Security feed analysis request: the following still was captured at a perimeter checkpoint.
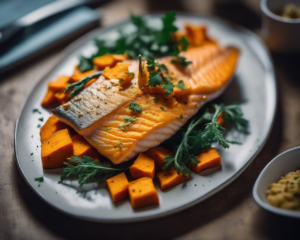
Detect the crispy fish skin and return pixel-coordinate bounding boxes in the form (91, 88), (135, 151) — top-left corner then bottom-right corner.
(53, 43), (240, 164)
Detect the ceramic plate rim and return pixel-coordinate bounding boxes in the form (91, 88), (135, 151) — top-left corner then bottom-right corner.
(15, 12), (277, 223)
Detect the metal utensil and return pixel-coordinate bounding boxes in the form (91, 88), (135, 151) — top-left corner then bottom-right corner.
(0, 0), (102, 49)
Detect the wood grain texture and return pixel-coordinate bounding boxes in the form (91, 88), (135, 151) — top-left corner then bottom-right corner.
(1, 0), (300, 239)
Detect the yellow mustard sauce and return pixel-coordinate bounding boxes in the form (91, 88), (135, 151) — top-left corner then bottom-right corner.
(266, 170), (300, 210)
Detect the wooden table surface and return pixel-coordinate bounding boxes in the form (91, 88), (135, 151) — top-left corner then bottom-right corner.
(1, 0), (300, 239)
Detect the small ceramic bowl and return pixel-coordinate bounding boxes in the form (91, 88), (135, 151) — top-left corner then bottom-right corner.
(261, 0), (300, 53)
(253, 146), (300, 218)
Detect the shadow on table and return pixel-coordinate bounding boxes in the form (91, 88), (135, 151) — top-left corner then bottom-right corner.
(13, 93), (288, 240)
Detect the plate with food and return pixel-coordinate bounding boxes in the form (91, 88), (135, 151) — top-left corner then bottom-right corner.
(15, 12), (276, 222)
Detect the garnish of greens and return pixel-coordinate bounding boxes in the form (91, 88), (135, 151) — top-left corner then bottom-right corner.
(129, 102), (142, 113)
(34, 177), (44, 183)
(146, 58), (186, 94)
(77, 11), (191, 73)
(65, 71), (103, 97)
(60, 155), (128, 187)
(118, 115), (136, 131)
(162, 103), (248, 177)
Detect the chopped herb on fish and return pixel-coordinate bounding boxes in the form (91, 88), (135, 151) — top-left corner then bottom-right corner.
(105, 127), (111, 131)
(119, 115), (136, 131)
(160, 106), (165, 111)
(153, 98), (158, 103)
(175, 80), (186, 90)
(127, 72), (135, 77)
(119, 141), (124, 148)
(108, 85), (112, 89)
(129, 102), (143, 113)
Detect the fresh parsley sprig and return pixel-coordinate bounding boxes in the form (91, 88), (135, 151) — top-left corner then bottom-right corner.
(60, 155), (128, 186)
(162, 103), (248, 177)
(65, 71), (103, 98)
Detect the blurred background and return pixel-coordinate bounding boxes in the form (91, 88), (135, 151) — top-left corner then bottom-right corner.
(0, 0), (263, 75)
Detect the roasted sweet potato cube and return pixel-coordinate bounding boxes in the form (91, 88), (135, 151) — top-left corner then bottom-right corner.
(54, 91), (71, 105)
(70, 66), (96, 83)
(93, 54), (116, 70)
(112, 54), (127, 62)
(72, 134), (101, 160)
(185, 25), (207, 46)
(145, 146), (173, 171)
(102, 62), (134, 88)
(189, 148), (221, 173)
(156, 168), (190, 190)
(130, 153), (155, 179)
(40, 115), (69, 143)
(128, 177), (159, 209)
(41, 87), (59, 108)
(216, 113), (225, 126)
(41, 129), (73, 168)
(48, 75), (70, 92)
(106, 172), (129, 203)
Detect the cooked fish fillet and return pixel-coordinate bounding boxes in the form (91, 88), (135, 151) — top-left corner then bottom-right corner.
(53, 42), (239, 164)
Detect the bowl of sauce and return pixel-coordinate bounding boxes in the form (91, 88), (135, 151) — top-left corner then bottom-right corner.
(253, 146), (300, 218)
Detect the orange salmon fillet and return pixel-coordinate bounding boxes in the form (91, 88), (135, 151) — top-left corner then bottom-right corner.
(52, 42), (239, 164)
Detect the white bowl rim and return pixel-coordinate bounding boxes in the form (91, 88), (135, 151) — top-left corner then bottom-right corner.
(261, 0), (300, 24)
(253, 146), (300, 218)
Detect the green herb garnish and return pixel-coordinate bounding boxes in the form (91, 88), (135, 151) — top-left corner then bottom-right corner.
(179, 36), (190, 51)
(30, 153), (33, 156)
(38, 117), (44, 122)
(78, 55), (94, 72)
(129, 102), (143, 113)
(160, 106), (165, 111)
(119, 141), (124, 148)
(162, 103), (248, 177)
(119, 115), (136, 131)
(153, 98), (158, 103)
(175, 80), (186, 90)
(60, 155), (128, 186)
(34, 177), (44, 183)
(105, 127), (111, 131)
(32, 109), (41, 114)
(65, 71), (103, 98)
(127, 72), (135, 77)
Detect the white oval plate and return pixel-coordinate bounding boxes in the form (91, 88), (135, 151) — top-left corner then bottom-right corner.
(15, 13), (276, 223)
(253, 146), (300, 218)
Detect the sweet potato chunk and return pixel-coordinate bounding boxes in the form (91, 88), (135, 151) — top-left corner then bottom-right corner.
(128, 177), (159, 209)
(130, 153), (155, 179)
(72, 134), (101, 160)
(70, 66), (96, 83)
(54, 91), (71, 105)
(156, 168), (190, 190)
(216, 113), (225, 126)
(41, 129), (73, 168)
(106, 172), (129, 203)
(189, 148), (221, 173)
(112, 54), (127, 62)
(145, 146), (173, 171)
(41, 87), (59, 108)
(93, 54), (116, 70)
(48, 75), (70, 92)
(185, 25), (207, 46)
(40, 115), (69, 143)
(102, 62), (134, 88)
